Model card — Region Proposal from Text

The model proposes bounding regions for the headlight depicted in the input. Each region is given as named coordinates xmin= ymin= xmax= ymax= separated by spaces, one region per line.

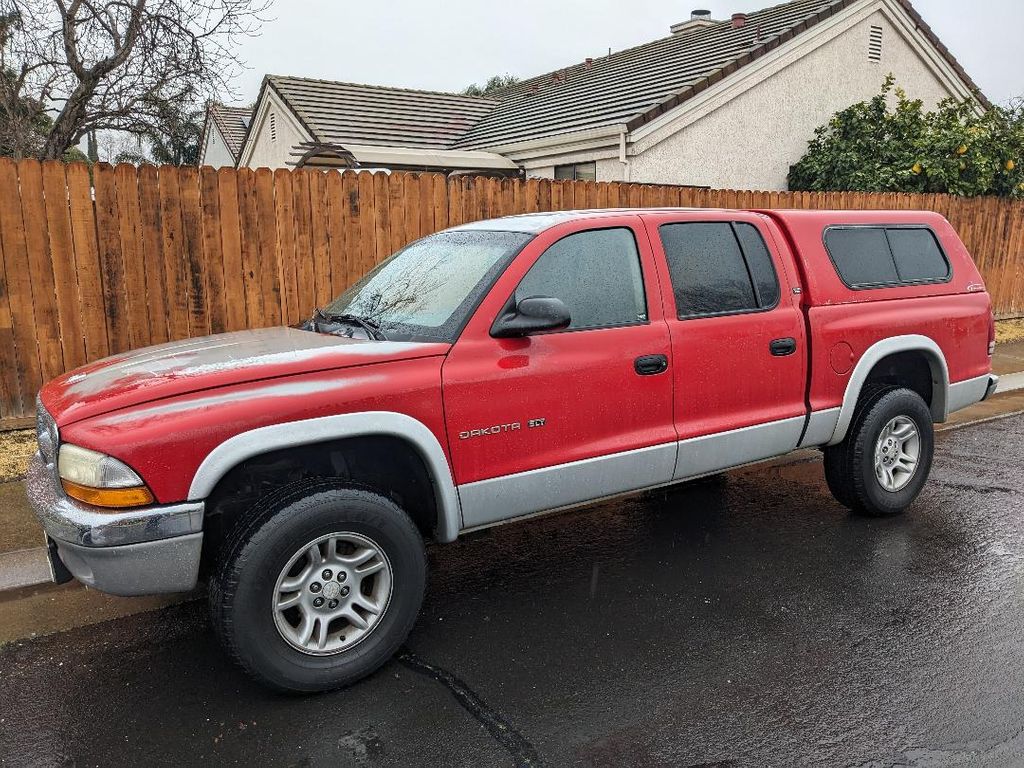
xmin=57 ymin=444 xmax=155 ymax=508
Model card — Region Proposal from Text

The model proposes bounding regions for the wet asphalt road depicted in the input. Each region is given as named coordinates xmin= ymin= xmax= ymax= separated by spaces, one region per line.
xmin=2 ymin=415 xmax=1024 ymax=768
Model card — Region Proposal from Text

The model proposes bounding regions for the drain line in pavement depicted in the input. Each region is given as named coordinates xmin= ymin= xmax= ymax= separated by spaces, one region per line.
xmin=398 ymin=648 xmax=545 ymax=768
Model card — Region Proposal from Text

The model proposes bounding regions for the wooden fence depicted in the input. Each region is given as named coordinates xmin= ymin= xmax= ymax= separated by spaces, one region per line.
xmin=1 ymin=157 xmax=1023 ymax=427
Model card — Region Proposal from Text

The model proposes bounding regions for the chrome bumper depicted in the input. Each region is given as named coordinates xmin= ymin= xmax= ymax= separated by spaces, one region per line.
xmin=25 ymin=452 xmax=204 ymax=596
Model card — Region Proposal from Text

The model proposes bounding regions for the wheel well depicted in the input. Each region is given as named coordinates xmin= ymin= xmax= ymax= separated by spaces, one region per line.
xmin=200 ymin=435 xmax=439 ymax=567
xmin=861 ymin=351 xmax=937 ymax=416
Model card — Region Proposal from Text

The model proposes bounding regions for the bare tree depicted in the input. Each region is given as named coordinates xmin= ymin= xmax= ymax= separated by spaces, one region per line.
xmin=0 ymin=0 xmax=270 ymax=159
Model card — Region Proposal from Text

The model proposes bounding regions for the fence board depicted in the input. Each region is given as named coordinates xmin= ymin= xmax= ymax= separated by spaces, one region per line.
xmin=66 ymin=162 xmax=109 ymax=362
xmin=0 ymin=159 xmax=32 ymax=418
xmin=308 ymin=170 xmax=332 ymax=307
xmin=157 ymin=166 xmax=190 ymax=342
xmin=292 ymin=170 xmax=316 ymax=322
xmin=137 ymin=165 xmax=170 ymax=344
xmin=114 ymin=163 xmax=153 ymax=349
xmin=40 ymin=162 xmax=85 ymax=371
xmin=93 ymin=164 xmax=129 ymax=354
xmin=3 ymin=159 xmax=1024 ymax=427
xmin=199 ymin=167 xmax=227 ymax=335
xmin=18 ymin=160 xmax=63 ymax=384
xmin=215 ymin=168 xmax=245 ymax=331
xmin=273 ymin=168 xmax=299 ymax=325
xmin=325 ymin=171 xmax=349 ymax=300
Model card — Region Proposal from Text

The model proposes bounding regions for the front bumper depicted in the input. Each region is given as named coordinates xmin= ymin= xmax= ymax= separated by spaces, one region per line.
xmin=25 ymin=452 xmax=204 ymax=596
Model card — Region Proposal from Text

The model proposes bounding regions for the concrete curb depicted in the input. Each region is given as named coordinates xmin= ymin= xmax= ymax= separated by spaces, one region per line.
xmin=0 ymin=547 xmax=50 ymax=591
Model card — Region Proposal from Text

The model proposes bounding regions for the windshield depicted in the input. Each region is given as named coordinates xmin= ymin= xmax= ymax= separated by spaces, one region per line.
xmin=321 ymin=230 xmax=532 ymax=342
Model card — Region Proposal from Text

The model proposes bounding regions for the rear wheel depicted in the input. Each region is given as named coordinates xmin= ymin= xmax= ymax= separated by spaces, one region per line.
xmin=823 ymin=387 xmax=934 ymax=517
xmin=209 ymin=483 xmax=426 ymax=693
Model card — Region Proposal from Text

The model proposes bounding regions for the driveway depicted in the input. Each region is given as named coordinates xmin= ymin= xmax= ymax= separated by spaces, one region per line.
xmin=2 ymin=415 xmax=1024 ymax=767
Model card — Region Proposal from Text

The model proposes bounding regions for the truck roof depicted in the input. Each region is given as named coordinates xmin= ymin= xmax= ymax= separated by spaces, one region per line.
xmin=448 ymin=208 xmax=951 ymax=234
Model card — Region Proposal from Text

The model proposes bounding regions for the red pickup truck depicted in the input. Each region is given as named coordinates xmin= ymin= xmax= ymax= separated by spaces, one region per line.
xmin=27 ymin=207 xmax=997 ymax=691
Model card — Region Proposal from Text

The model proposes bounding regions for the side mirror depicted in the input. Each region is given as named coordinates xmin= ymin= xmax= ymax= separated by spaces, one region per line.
xmin=491 ymin=296 xmax=572 ymax=338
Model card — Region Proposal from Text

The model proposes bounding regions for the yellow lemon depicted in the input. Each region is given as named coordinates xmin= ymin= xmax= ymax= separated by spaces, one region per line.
xmin=957 ymin=144 xmax=968 ymax=155
xmin=1008 ymin=159 xmax=1017 ymax=171
xmin=911 ymin=162 xmax=923 ymax=175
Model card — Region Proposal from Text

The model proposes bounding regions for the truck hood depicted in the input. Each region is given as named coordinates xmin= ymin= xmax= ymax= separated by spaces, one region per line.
xmin=41 ymin=327 xmax=450 ymax=426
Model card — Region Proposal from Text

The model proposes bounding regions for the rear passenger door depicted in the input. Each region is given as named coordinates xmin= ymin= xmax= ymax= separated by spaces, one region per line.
xmin=642 ymin=213 xmax=808 ymax=479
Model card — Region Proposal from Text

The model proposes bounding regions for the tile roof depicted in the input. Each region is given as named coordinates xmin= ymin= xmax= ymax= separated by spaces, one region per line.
xmin=453 ymin=0 xmax=989 ymax=149
xmin=266 ymin=76 xmax=499 ymax=150
xmin=208 ymin=104 xmax=252 ymax=159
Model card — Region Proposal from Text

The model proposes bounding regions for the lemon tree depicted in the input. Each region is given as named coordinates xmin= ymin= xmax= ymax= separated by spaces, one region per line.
xmin=789 ymin=76 xmax=1023 ymax=198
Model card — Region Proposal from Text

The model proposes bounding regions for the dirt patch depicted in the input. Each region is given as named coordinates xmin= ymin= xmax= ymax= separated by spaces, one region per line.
xmin=996 ymin=319 xmax=1024 ymax=345
xmin=1 ymin=430 xmax=35 ymax=483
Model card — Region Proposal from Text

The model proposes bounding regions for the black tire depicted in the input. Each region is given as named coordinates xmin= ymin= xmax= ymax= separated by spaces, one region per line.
xmin=823 ymin=387 xmax=934 ymax=517
xmin=209 ymin=482 xmax=426 ymax=693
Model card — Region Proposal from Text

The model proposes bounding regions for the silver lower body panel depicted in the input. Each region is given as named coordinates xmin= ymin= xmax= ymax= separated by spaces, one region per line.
xmin=947 ymin=373 xmax=1000 ymax=415
xmin=458 ymin=443 xmax=677 ymax=529
xmin=54 ymin=534 xmax=203 ymax=596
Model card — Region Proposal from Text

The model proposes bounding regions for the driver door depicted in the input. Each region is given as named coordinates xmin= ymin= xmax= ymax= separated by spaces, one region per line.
xmin=441 ymin=216 xmax=676 ymax=529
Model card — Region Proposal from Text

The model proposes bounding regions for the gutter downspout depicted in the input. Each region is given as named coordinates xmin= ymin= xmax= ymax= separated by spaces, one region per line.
xmin=619 ymin=127 xmax=631 ymax=183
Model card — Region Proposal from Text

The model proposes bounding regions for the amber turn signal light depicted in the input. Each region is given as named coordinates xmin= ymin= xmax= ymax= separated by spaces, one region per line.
xmin=61 ymin=480 xmax=155 ymax=509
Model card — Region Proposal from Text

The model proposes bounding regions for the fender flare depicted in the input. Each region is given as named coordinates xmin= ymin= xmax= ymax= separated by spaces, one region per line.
xmin=827 ymin=334 xmax=949 ymax=446
xmin=187 ymin=411 xmax=463 ymax=543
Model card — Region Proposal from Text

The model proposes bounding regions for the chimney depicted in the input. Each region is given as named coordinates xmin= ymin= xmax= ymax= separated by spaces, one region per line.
xmin=731 ymin=12 xmax=748 ymax=28
xmin=670 ymin=8 xmax=717 ymax=35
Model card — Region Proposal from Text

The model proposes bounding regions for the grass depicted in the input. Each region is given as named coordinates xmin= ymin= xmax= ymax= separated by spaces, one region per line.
xmin=995 ymin=318 xmax=1024 ymax=345
xmin=0 ymin=429 xmax=36 ymax=484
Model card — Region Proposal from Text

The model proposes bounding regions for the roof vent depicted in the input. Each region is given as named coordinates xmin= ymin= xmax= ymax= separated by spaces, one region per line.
xmin=732 ymin=12 xmax=748 ymax=28
xmin=670 ymin=9 xmax=717 ymax=35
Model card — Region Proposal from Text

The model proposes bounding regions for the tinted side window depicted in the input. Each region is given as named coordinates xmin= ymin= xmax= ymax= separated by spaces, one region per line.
xmin=516 ymin=228 xmax=647 ymax=330
xmin=886 ymin=228 xmax=950 ymax=282
xmin=661 ymin=222 xmax=767 ymax=317
xmin=825 ymin=228 xmax=899 ymax=286
xmin=734 ymin=223 xmax=780 ymax=308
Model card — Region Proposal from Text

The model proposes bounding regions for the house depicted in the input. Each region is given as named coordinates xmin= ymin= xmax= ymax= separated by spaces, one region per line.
xmin=226 ymin=0 xmax=987 ymax=190
xmin=199 ymin=103 xmax=253 ymax=168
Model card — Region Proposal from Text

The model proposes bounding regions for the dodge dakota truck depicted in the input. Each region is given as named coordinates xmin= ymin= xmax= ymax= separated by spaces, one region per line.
xmin=27 ymin=207 xmax=998 ymax=691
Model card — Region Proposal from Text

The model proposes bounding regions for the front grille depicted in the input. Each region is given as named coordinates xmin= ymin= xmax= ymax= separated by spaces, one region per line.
xmin=35 ymin=398 xmax=58 ymax=467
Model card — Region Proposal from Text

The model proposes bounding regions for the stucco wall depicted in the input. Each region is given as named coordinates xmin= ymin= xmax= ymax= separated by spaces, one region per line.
xmin=200 ymin=123 xmax=236 ymax=169
xmin=629 ymin=5 xmax=963 ymax=190
xmin=241 ymin=90 xmax=311 ymax=170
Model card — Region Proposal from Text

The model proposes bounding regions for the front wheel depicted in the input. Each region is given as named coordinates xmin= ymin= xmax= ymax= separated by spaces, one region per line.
xmin=823 ymin=387 xmax=934 ymax=517
xmin=209 ymin=484 xmax=426 ymax=693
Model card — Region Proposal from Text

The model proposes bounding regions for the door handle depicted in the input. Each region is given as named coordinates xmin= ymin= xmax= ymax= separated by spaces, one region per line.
xmin=770 ymin=337 xmax=797 ymax=356
xmin=634 ymin=354 xmax=669 ymax=376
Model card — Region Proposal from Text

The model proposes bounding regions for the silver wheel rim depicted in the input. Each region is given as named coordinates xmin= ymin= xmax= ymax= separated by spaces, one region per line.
xmin=272 ymin=532 xmax=393 ymax=656
xmin=873 ymin=415 xmax=921 ymax=493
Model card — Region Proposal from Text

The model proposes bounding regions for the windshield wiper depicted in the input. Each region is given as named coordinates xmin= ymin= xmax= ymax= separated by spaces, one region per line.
xmin=312 ymin=308 xmax=388 ymax=341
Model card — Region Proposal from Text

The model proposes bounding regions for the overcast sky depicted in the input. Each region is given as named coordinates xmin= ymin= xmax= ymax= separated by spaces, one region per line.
xmin=228 ymin=1 xmax=1020 ymax=108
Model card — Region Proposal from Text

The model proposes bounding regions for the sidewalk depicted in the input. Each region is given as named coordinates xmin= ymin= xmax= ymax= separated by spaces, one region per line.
xmin=2 ymin=336 xmax=1024 ymax=643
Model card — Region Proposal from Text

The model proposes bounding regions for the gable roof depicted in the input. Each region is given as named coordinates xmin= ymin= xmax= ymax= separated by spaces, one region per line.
xmin=453 ymin=0 xmax=990 ymax=150
xmin=207 ymin=104 xmax=252 ymax=160
xmin=265 ymin=75 xmax=499 ymax=150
